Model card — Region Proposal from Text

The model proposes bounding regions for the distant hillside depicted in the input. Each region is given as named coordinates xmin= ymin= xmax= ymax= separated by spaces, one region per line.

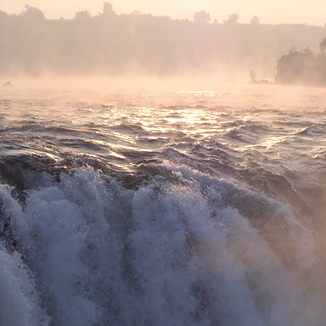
xmin=1 ymin=4 xmax=326 ymax=79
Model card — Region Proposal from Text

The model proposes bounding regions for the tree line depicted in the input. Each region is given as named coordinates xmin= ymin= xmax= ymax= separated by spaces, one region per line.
xmin=275 ymin=39 xmax=326 ymax=86
xmin=1 ymin=3 xmax=325 ymax=80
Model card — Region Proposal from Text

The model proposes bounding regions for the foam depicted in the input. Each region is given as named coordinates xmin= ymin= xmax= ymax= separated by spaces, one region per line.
xmin=0 ymin=166 xmax=325 ymax=325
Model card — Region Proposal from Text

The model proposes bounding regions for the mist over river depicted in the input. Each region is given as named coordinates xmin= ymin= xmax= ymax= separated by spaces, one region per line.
xmin=1 ymin=82 xmax=326 ymax=325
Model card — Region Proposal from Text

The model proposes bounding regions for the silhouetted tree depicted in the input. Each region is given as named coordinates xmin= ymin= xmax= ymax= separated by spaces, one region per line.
xmin=0 ymin=10 xmax=8 ymax=22
xmin=103 ymin=2 xmax=115 ymax=16
xmin=319 ymin=37 xmax=326 ymax=52
xmin=75 ymin=10 xmax=91 ymax=20
xmin=132 ymin=10 xmax=143 ymax=15
xmin=275 ymin=48 xmax=318 ymax=85
xmin=303 ymin=47 xmax=313 ymax=55
xmin=193 ymin=10 xmax=211 ymax=24
xmin=21 ymin=5 xmax=45 ymax=21
xmin=250 ymin=16 xmax=260 ymax=25
xmin=224 ymin=13 xmax=239 ymax=24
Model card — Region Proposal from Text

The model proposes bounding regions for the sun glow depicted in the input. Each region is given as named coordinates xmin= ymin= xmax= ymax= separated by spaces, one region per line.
xmin=1 ymin=0 xmax=325 ymax=25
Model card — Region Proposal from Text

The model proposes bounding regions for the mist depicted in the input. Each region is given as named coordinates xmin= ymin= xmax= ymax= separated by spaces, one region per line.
xmin=1 ymin=3 xmax=326 ymax=85
xmin=2 ymin=9 xmax=326 ymax=320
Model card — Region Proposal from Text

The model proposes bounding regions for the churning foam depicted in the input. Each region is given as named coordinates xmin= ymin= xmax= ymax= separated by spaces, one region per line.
xmin=0 ymin=166 xmax=325 ymax=326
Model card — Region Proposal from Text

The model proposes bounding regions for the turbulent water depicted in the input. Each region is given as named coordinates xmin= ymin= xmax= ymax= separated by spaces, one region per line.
xmin=1 ymin=83 xmax=326 ymax=326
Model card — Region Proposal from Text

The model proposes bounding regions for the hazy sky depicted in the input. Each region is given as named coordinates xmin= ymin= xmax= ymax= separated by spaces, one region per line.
xmin=1 ymin=0 xmax=326 ymax=26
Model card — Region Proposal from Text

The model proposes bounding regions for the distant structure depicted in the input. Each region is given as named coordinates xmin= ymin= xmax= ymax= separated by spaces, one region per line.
xmin=2 ymin=81 xmax=13 ymax=87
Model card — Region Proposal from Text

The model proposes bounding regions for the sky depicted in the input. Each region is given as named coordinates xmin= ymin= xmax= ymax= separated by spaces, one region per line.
xmin=1 ymin=0 xmax=326 ymax=26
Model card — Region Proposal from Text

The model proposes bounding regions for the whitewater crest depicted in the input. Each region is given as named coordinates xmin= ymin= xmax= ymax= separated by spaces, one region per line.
xmin=0 ymin=161 xmax=324 ymax=326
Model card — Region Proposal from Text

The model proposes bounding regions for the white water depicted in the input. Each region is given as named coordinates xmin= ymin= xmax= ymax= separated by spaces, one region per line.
xmin=1 ymin=85 xmax=326 ymax=325
xmin=0 ymin=165 xmax=324 ymax=326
